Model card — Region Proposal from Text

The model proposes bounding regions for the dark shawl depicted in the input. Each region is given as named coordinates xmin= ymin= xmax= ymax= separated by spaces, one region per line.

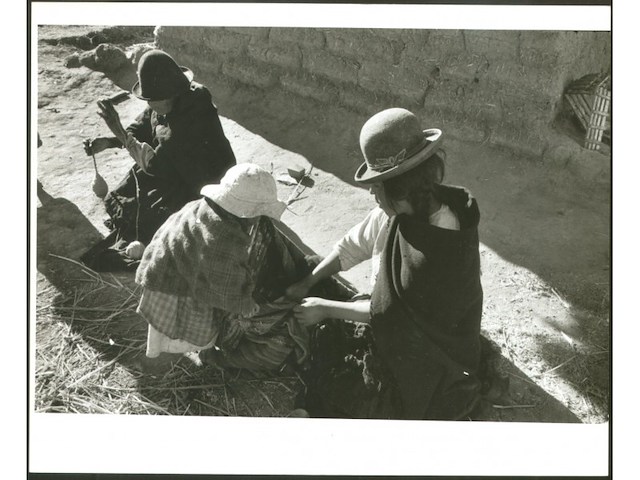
xmin=370 ymin=184 xmax=483 ymax=420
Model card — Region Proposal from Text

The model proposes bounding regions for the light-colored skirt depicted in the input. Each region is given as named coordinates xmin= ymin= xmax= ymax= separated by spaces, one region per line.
xmin=145 ymin=324 xmax=218 ymax=358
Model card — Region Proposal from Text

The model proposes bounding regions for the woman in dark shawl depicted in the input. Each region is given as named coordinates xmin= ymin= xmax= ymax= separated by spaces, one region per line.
xmin=286 ymin=108 xmax=484 ymax=420
xmin=82 ymin=49 xmax=236 ymax=270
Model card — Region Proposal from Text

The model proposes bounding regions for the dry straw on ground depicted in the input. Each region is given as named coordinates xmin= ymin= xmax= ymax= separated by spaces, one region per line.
xmin=35 ymin=256 xmax=300 ymax=417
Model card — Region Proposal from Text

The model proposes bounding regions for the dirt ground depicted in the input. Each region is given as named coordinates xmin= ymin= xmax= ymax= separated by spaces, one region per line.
xmin=34 ymin=26 xmax=610 ymax=424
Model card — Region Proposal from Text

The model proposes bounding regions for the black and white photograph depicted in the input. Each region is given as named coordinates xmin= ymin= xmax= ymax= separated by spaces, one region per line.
xmin=26 ymin=1 xmax=621 ymax=478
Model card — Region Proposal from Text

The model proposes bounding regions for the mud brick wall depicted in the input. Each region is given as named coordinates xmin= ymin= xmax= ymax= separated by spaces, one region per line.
xmin=156 ymin=27 xmax=610 ymax=157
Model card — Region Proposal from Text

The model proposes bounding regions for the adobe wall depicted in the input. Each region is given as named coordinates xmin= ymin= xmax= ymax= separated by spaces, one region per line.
xmin=155 ymin=27 xmax=610 ymax=158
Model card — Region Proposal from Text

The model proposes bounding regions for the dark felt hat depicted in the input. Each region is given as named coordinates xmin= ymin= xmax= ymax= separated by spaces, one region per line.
xmin=132 ymin=50 xmax=194 ymax=101
xmin=354 ymin=108 xmax=443 ymax=184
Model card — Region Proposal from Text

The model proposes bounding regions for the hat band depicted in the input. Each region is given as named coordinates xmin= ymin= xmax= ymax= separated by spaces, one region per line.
xmin=369 ymin=137 xmax=429 ymax=173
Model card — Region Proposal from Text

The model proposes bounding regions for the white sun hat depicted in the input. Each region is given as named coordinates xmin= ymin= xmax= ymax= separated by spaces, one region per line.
xmin=200 ymin=163 xmax=287 ymax=220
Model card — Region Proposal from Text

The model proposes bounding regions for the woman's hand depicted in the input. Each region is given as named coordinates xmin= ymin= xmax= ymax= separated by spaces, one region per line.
xmin=97 ymin=100 xmax=127 ymax=144
xmin=83 ymin=137 xmax=113 ymax=156
xmin=293 ymin=297 xmax=330 ymax=327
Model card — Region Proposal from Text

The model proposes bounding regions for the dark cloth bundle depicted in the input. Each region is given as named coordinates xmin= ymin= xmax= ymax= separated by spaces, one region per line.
xmin=203 ymin=251 xmax=361 ymax=372
xmin=81 ymin=83 xmax=236 ymax=272
xmin=299 ymin=320 xmax=503 ymax=419
xmin=370 ymin=184 xmax=484 ymax=420
xmin=300 ymin=318 xmax=402 ymax=419
xmin=201 ymin=301 xmax=310 ymax=371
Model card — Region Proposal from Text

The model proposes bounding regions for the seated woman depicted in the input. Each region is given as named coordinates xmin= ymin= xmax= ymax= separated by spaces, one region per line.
xmin=82 ymin=49 xmax=236 ymax=270
xmin=287 ymin=108 xmax=484 ymax=420
xmin=135 ymin=163 xmax=341 ymax=373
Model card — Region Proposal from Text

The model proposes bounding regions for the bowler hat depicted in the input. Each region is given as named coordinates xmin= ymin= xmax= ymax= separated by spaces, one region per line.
xmin=200 ymin=163 xmax=287 ymax=220
xmin=354 ymin=108 xmax=443 ymax=184
xmin=132 ymin=50 xmax=194 ymax=101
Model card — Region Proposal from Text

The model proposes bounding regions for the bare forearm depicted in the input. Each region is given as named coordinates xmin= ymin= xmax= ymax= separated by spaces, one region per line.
xmin=321 ymin=299 xmax=371 ymax=323
xmin=293 ymin=297 xmax=371 ymax=326
xmin=306 ymin=250 xmax=342 ymax=287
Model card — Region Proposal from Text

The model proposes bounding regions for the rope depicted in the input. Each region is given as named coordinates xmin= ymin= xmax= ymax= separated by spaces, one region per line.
xmin=131 ymin=167 xmax=141 ymax=242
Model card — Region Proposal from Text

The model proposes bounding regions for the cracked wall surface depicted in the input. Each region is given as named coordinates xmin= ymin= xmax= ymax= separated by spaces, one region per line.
xmin=156 ymin=27 xmax=610 ymax=157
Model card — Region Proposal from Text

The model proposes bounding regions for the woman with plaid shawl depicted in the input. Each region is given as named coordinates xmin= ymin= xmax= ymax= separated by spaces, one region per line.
xmin=135 ymin=163 xmax=312 ymax=372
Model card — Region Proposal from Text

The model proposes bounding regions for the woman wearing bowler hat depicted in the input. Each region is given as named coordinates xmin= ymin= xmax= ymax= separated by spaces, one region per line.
xmin=83 ymin=49 xmax=236 ymax=270
xmin=286 ymin=108 xmax=484 ymax=420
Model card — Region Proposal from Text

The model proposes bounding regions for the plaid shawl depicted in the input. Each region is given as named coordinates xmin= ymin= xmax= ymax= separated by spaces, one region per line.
xmin=136 ymin=207 xmax=314 ymax=369
xmin=135 ymin=198 xmax=258 ymax=316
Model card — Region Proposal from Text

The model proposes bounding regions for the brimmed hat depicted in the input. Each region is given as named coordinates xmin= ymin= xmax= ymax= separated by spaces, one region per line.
xmin=132 ymin=50 xmax=194 ymax=101
xmin=354 ymin=108 xmax=443 ymax=184
xmin=200 ymin=163 xmax=287 ymax=220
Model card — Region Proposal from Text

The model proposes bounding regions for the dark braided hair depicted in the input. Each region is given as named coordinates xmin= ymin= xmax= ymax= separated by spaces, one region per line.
xmin=382 ymin=151 xmax=446 ymax=217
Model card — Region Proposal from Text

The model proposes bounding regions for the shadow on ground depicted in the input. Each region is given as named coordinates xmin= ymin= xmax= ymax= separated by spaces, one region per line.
xmin=473 ymin=356 xmax=581 ymax=423
xmin=36 ymin=185 xmax=105 ymax=291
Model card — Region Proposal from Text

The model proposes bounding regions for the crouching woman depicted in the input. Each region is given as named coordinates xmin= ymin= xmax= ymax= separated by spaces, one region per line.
xmin=288 ymin=108 xmax=484 ymax=420
xmin=82 ymin=49 xmax=236 ymax=271
xmin=135 ymin=163 xmax=310 ymax=371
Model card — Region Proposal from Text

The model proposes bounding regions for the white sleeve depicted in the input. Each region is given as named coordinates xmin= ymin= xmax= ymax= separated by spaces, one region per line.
xmin=332 ymin=208 xmax=387 ymax=271
xmin=124 ymin=132 xmax=155 ymax=172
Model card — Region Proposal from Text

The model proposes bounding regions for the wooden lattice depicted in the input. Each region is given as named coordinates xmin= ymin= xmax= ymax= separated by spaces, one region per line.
xmin=565 ymin=73 xmax=611 ymax=151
